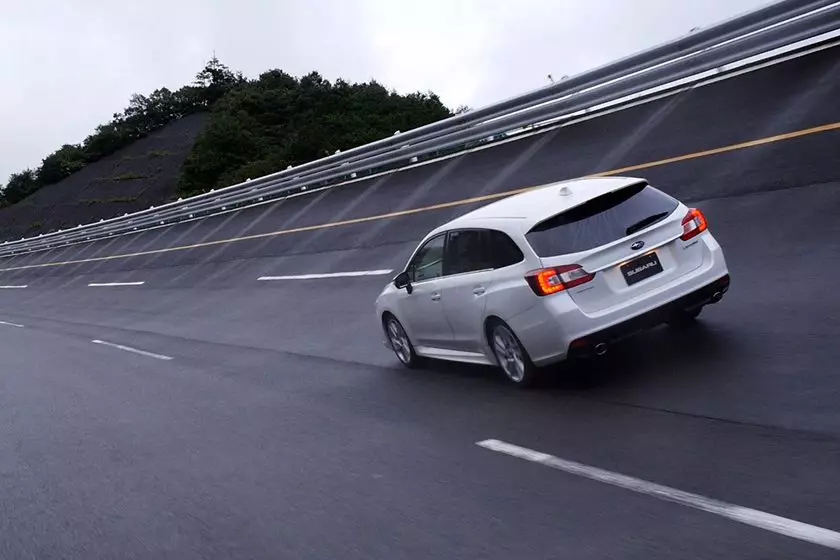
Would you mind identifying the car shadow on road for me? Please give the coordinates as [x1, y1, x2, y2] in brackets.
[410, 319, 739, 393]
[544, 322, 738, 391]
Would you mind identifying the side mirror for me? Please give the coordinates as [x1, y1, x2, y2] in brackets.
[394, 271, 413, 294]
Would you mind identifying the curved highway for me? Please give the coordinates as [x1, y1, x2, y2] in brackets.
[0, 46, 839, 558]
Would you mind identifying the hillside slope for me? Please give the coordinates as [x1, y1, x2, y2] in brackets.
[0, 58, 452, 242]
[0, 113, 207, 241]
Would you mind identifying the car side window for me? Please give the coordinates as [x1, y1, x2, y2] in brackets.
[444, 229, 524, 275]
[487, 230, 524, 268]
[444, 230, 494, 275]
[407, 234, 446, 283]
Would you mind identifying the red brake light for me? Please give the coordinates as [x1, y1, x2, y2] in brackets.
[680, 208, 708, 241]
[526, 265, 594, 296]
[532, 269, 565, 295]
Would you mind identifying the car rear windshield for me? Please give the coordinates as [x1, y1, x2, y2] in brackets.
[525, 183, 679, 257]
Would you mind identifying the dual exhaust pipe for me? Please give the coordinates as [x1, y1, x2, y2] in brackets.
[580, 291, 725, 359]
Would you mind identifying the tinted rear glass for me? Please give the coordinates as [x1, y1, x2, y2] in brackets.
[525, 183, 679, 256]
[444, 229, 524, 275]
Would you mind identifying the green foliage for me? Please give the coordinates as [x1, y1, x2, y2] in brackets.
[92, 172, 151, 183]
[178, 110, 261, 194]
[112, 172, 151, 181]
[1, 169, 38, 206]
[80, 196, 139, 205]
[121, 149, 176, 161]
[38, 144, 87, 185]
[192, 56, 246, 106]
[147, 149, 176, 158]
[178, 71, 452, 195]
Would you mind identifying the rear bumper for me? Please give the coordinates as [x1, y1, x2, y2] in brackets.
[508, 232, 729, 367]
[566, 273, 730, 359]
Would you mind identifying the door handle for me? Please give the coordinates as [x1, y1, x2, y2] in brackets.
[431, 292, 441, 301]
[472, 287, 486, 296]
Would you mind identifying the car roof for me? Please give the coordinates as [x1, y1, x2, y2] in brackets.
[430, 176, 648, 236]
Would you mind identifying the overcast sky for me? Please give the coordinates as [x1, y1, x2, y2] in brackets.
[0, 0, 772, 184]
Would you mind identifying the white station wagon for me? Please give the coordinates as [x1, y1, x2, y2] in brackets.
[375, 176, 730, 386]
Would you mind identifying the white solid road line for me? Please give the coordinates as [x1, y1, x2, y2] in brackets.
[91, 339, 173, 361]
[0, 285, 28, 289]
[0, 320, 25, 328]
[88, 281, 145, 287]
[258, 269, 393, 281]
[476, 439, 840, 551]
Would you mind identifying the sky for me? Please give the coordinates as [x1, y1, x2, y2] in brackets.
[0, 0, 773, 184]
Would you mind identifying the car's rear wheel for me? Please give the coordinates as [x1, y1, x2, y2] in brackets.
[489, 320, 538, 388]
[667, 306, 703, 327]
[385, 314, 420, 368]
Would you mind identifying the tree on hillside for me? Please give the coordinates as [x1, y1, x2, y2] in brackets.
[178, 72, 452, 196]
[1, 169, 38, 206]
[37, 144, 87, 185]
[178, 110, 262, 193]
[192, 56, 246, 107]
[81, 122, 129, 162]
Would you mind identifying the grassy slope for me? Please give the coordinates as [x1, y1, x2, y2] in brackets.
[0, 113, 208, 241]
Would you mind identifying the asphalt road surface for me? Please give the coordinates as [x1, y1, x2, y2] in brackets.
[0, 46, 839, 559]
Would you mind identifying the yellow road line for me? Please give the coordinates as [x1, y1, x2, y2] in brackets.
[589, 122, 840, 176]
[2, 121, 839, 273]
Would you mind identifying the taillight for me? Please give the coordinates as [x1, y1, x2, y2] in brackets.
[525, 265, 594, 296]
[681, 208, 708, 241]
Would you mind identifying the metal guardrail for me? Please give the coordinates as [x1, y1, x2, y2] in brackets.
[2, 0, 839, 257]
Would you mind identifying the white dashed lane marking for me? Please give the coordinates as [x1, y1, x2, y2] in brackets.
[258, 269, 393, 281]
[91, 339, 173, 361]
[477, 439, 840, 551]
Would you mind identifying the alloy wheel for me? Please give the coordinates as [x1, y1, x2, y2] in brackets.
[387, 317, 412, 365]
[493, 325, 526, 383]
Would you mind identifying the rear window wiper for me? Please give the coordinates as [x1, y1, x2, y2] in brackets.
[625, 212, 670, 236]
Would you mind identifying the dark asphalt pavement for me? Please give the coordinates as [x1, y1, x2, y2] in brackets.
[0, 46, 839, 558]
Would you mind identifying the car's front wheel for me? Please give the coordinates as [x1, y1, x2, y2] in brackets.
[385, 314, 420, 368]
[489, 320, 538, 388]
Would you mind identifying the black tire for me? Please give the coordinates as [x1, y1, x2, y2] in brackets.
[384, 314, 421, 369]
[667, 306, 703, 327]
[487, 319, 539, 388]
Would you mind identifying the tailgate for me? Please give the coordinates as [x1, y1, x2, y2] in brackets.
[540, 210, 704, 313]
[524, 181, 705, 314]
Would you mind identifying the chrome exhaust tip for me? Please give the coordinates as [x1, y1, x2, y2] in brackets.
[594, 342, 608, 356]
[711, 291, 723, 303]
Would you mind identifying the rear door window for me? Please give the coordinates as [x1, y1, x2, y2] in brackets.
[525, 183, 679, 257]
[486, 230, 524, 268]
[444, 229, 524, 275]
[444, 230, 492, 275]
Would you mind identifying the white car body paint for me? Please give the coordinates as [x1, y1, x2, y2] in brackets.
[374, 176, 729, 379]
